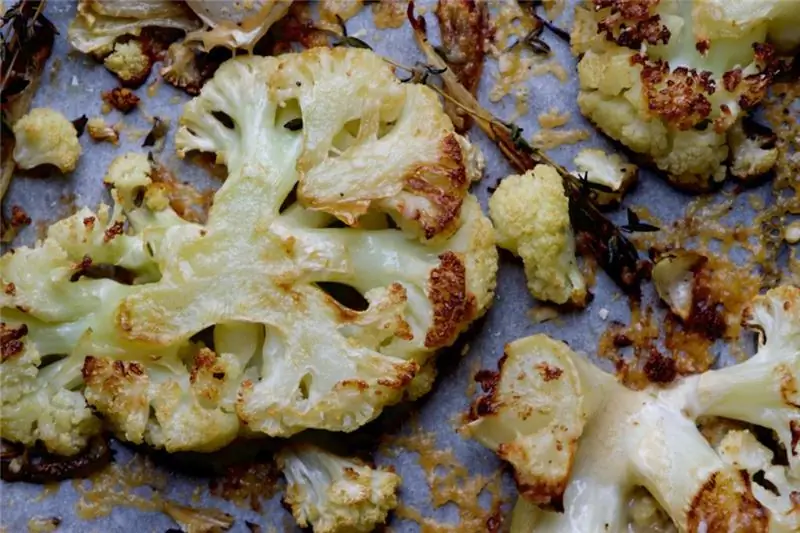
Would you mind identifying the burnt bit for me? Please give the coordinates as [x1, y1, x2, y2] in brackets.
[103, 220, 124, 243]
[425, 251, 475, 348]
[9, 204, 31, 227]
[434, 0, 489, 132]
[593, 0, 670, 49]
[0, 436, 112, 483]
[632, 54, 715, 130]
[535, 362, 563, 382]
[686, 265, 727, 339]
[0, 322, 27, 361]
[102, 87, 140, 114]
[142, 116, 168, 148]
[642, 349, 677, 384]
[791, 421, 799, 457]
[4, 282, 15, 296]
[686, 470, 769, 532]
[469, 352, 507, 420]
[71, 114, 88, 136]
[696, 39, 710, 55]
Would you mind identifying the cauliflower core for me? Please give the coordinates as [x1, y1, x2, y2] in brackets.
[489, 166, 586, 307]
[0, 48, 497, 455]
[468, 286, 799, 531]
[12, 108, 82, 173]
[571, 0, 798, 190]
[277, 443, 400, 533]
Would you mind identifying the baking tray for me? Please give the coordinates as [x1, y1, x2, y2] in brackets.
[0, 1, 782, 531]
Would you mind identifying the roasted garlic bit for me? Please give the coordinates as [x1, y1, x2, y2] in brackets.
[469, 286, 800, 531]
[651, 249, 707, 321]
[86, 117, 120, 144]
[12, 108, 81, 173]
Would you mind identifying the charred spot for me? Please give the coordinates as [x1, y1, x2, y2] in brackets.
[593, 0, 669, 49]
[643, 349, 677, 384]
[0, 437, 112, 483]
[101, 87, 140, 114]
[425, 252, 475, 348]
[486, 510, 503, 533]
[103, 221, 125, 243]
[514, 474, 567, 513]
[686, 265, 727, 339]
[696, 39, 710, 55]
[9, 205, 31, 228]
[70, 256, 136, 285]
[4, 282, 15, 296]
[83, 216, 96, 229]
[535, 362, 563, 382]
[791, 421, 799, 456]
[190, 348, 219, 384]
[687, 470, 769, 533]
[434, 0, 489, 132]
[338, 379, 369, 391]
[723, 69, 743, 92]
[0, 323, 28, 362]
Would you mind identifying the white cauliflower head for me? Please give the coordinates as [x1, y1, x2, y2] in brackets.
[572, 0, 795, 190]
[12, 108, 82, 173]
[489, 165, 587, 307]
[469, 285, 800, 531]
[1, 48, 497, 454]
[184, 0, 292, 51]
[277, 443, 400, 533]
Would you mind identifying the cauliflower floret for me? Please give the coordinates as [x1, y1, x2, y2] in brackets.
[68, 0, 201, 57]
[489, 166, 586, 306]
[727, 119, 779, 182]
[468, 286, 800, 531]
[1, 48, 498, 457]
[12, 108, 81, 173]
[1, 325, 100, 455]
[103, 40, 151, 87]
[184, 0, 292, 51]
[277, 443, 400, 533]
[572, 148, 638, 208]
[572, 0, 795, 190]
[717, 430, 800, 531]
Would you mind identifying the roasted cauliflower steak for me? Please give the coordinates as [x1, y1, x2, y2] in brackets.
[468, 286, 799, 532]
[0, 48, 497, 455]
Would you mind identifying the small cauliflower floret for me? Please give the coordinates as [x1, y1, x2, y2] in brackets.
[277, 443, 400, 533]
[717, 430, 800, 531]
[651, 249, 707, 321]
[572, 148, 638, 207]
[571, 0, 797, 190]
[1, 325, 100, 455]
[470, 286, 800, 532]
[727, 119, 779, 182]
[489, 166, 586, 307]
[184, 0, 292, 51]
[12, 108, 81, 173]
[103, 40, 151, 87]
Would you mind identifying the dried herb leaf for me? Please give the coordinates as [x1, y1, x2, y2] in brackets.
[283, 117, 303, 131]
[72, 114, 88, 137]
[621, 208, 660, 233]
[143, 116, 168, 148]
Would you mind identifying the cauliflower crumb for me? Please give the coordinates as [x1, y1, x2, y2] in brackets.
[785, 221, 800, 244]
[12, 108, 82, 173]
[531, 128, 591, 151]
[87, 118, 120, 144]
[598, 307, 609, 320]
[572, 148, 639, 207]
[489, 165, 587, 306]
[103, 41, 152, 87]
[538, 108, 571, 129]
